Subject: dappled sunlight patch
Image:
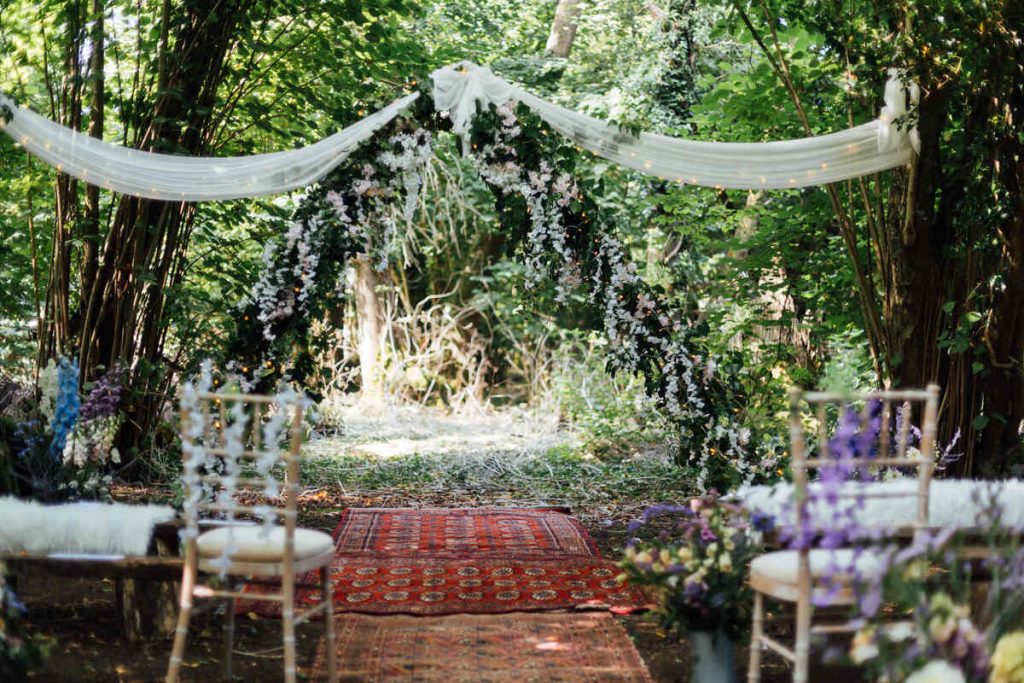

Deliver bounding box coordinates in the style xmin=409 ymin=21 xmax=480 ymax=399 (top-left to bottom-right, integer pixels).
xmin=293 ymin=404 xmax=696 ymax=525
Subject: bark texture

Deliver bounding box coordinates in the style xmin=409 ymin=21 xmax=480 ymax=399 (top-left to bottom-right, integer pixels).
xmin=545 ymin=0 xmax=582 ymax=57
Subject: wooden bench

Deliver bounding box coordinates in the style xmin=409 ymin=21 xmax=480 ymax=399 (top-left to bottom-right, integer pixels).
xmin=2 ymin=520 xmax=188 ymax=639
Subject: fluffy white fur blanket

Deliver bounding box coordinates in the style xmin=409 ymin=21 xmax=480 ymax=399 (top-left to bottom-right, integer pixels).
xmin=736 ymin=478 xmax=1024 ymax=530
xmin=0 ymin=496 xmax=175 ymax=557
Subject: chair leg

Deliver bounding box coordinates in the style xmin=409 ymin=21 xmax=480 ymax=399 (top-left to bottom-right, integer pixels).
xmin=166 ymin=563 xmax=197 ymax=683
xmin=793 ymin=596 xmax=812 ymax=683
xmin=321 ymin=566 xmax=337 ymax=683
xmin=223 ymin=593 xmax=236 ymax=681
xmin=747 ymin=591 xmax=764 ymax=683
xmin=283 ymin=602 xmax=297 ymax=683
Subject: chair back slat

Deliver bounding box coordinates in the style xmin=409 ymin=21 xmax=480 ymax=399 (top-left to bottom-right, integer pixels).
xmin=790 ymin=384 xmax=941 ymax=536
xmin=179 ymin=390 xmax=304 ymax=559
xmin=878 ymin=399 xmax=892 ymax=460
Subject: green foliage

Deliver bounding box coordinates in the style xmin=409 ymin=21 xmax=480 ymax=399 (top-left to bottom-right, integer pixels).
xmin=549 ymin=332 xmax=669 ymax=458
xmin=0 ymin=0 xmax=1019 ymax=482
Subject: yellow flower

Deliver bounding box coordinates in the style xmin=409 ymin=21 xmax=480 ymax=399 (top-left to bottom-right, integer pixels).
xmin=676 ymin=547 xmax=692 ymax=563
xmin=718 ymin=554 xmax=733 ymax=572
xmin=659 ymin=549 xmax=673 ymax=566
xmin=929 ymin=615 xmax=957 ymax=644
xmin=991 ymin=631 xmax=1024 ymax=683
xmin=849 ymin=627 xmax=879 ymax=664
xmin=634 ymin=550 xmax=652 ymax=564
xmin=903 ymin=559 xmax=926 ymax=581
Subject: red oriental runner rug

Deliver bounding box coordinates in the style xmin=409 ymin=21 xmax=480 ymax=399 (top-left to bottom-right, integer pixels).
xmin=310 ymin=612 xmax=654 ymax=682
xmin=240 ymin=507 xmax=648 ymax=616
xmin=330 ymin=507 xmax=600 ymax=559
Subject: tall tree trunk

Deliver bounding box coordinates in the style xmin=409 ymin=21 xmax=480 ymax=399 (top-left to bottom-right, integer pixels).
xmin=40 ymin=0 xmax=86 ymax=362
xmin=353 ymin=259 xmax=385 ymax=400
xmin=883 ymin=91 xmax=946 ymax=391
xmin=883 ymin=84 xmax=1024 ymax=475
xmin=79 ymin=0 xmax=104 ymax=319
xmin=545 ymin=0 xmax=581 ymax=57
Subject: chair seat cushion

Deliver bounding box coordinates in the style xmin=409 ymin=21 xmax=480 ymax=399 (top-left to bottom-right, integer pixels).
xmin=196 ymin=526 xmax=334 ymax=563
xmin=750 ymin=549 xmax=882 ymax=603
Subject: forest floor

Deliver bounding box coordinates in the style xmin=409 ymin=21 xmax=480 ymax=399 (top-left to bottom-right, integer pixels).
xmin=17 ymin=404 xmax=801 ymax=682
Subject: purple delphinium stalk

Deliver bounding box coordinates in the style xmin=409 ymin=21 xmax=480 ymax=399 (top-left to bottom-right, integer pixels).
xmin=79 ymin=365 xmax=123 ymax=422
xmin=779 ymin=400 xmax=891 ymax=607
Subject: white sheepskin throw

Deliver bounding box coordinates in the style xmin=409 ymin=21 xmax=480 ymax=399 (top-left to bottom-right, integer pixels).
xmin=736 ymin=478 xmax=1024 ymax=530
xmin=0 ymin=496 xmax=176 ymax=557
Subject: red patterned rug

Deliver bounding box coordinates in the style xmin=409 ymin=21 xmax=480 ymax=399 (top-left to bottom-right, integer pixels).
xmin=331 ymin=507 xmax=599 ymax=558
xmin=239 ymin=508 xmax=647 ymax=616
xmin=311 ymin=612 xmax=654 ymax=682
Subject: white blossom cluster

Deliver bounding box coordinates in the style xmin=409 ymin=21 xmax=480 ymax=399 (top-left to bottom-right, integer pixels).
xmin=378 ymin=129 xmax=433 ymax=227
xmin=62 ymin=415 xmax=121 ymax=468
xmin=324 ymin=130 xmax=433 ymax=273
xmin=247 ymin=213 xmax=327 ymax=346
xmin=472 ymin=102 xmax=580 ymax=302
xmin=469 ymin=101 xmax=754 ymax=490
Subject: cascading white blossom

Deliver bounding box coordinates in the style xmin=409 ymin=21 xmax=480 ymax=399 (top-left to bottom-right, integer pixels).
xmin=468 ymin=99 xmax=754 ymax=490
xmin=239 ymin=127 xmax=433 ymax=367
xmin=472 ymin=102 xmax=580 ymax=302
xmin=206 ymin=399 xmax=249 ymax=578
xmin=179 ymin=361 xmax=215 ymax=543
xmin=180 ymin=364 xmax=303 ymax=573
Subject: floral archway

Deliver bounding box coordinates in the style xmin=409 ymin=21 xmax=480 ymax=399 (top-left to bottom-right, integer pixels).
xmin=227 ymin=90 xmax=762 ymax=492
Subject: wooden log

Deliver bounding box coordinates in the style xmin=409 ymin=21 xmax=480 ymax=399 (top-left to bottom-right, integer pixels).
xmin=116 ymin=534 xmax=180 ymax=640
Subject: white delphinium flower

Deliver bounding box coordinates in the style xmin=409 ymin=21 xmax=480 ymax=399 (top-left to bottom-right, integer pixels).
xmin=39 ymin=359 xmax=59 ymax=424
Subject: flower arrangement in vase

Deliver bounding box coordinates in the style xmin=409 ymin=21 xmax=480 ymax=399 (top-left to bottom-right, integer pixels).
xmin=620 ymin=495 xmax=772 ymax=682
xmin=846 ymin=485 xmax=1024 ymax=683
xmin=12 ymin=359 xmax=124 ymax=500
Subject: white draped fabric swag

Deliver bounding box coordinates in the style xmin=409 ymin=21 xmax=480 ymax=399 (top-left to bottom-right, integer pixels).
xmin=0 ymin=92 xmax=420 ymax=201
xmin=432 ymin=62 xmax=919 ymax=190
xmin=0 ymin=61 xmax=917 ymax=201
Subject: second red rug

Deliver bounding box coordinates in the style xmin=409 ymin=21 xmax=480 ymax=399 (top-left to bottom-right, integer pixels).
xmin=240 ymin=507 xmax=647 ymax=616
xmin=331 ymin=507 xmax=599 ymax=558
xmin=311 ymin=611 xmax=654 ymax=682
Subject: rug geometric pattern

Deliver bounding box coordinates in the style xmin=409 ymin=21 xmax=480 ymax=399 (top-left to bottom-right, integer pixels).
xmin=331 ymin=507 xmax=599 ymax=558
xmin=311 ymin=611 xmax=654 ymax=682
xmin=240 ymin=508 xmax=647 ymax=616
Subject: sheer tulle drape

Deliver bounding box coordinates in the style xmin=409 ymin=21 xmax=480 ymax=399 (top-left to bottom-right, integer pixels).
xmin=0 ymin=61 xmax=916 ymax=200
xmin=0 ymin=93 xmax=418 ymax=201
xmin=431 ymin=62 xmax=917 ymax=190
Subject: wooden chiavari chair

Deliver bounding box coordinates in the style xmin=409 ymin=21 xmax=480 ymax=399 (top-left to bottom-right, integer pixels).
xmin=747 ymin=384 xmax=940 ymax=683
xmin=166 ymin=391 xmax=337 ymax=683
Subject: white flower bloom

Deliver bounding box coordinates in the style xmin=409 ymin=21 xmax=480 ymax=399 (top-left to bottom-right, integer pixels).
xmin=905 ymin=661 xmax=966 ymax=683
